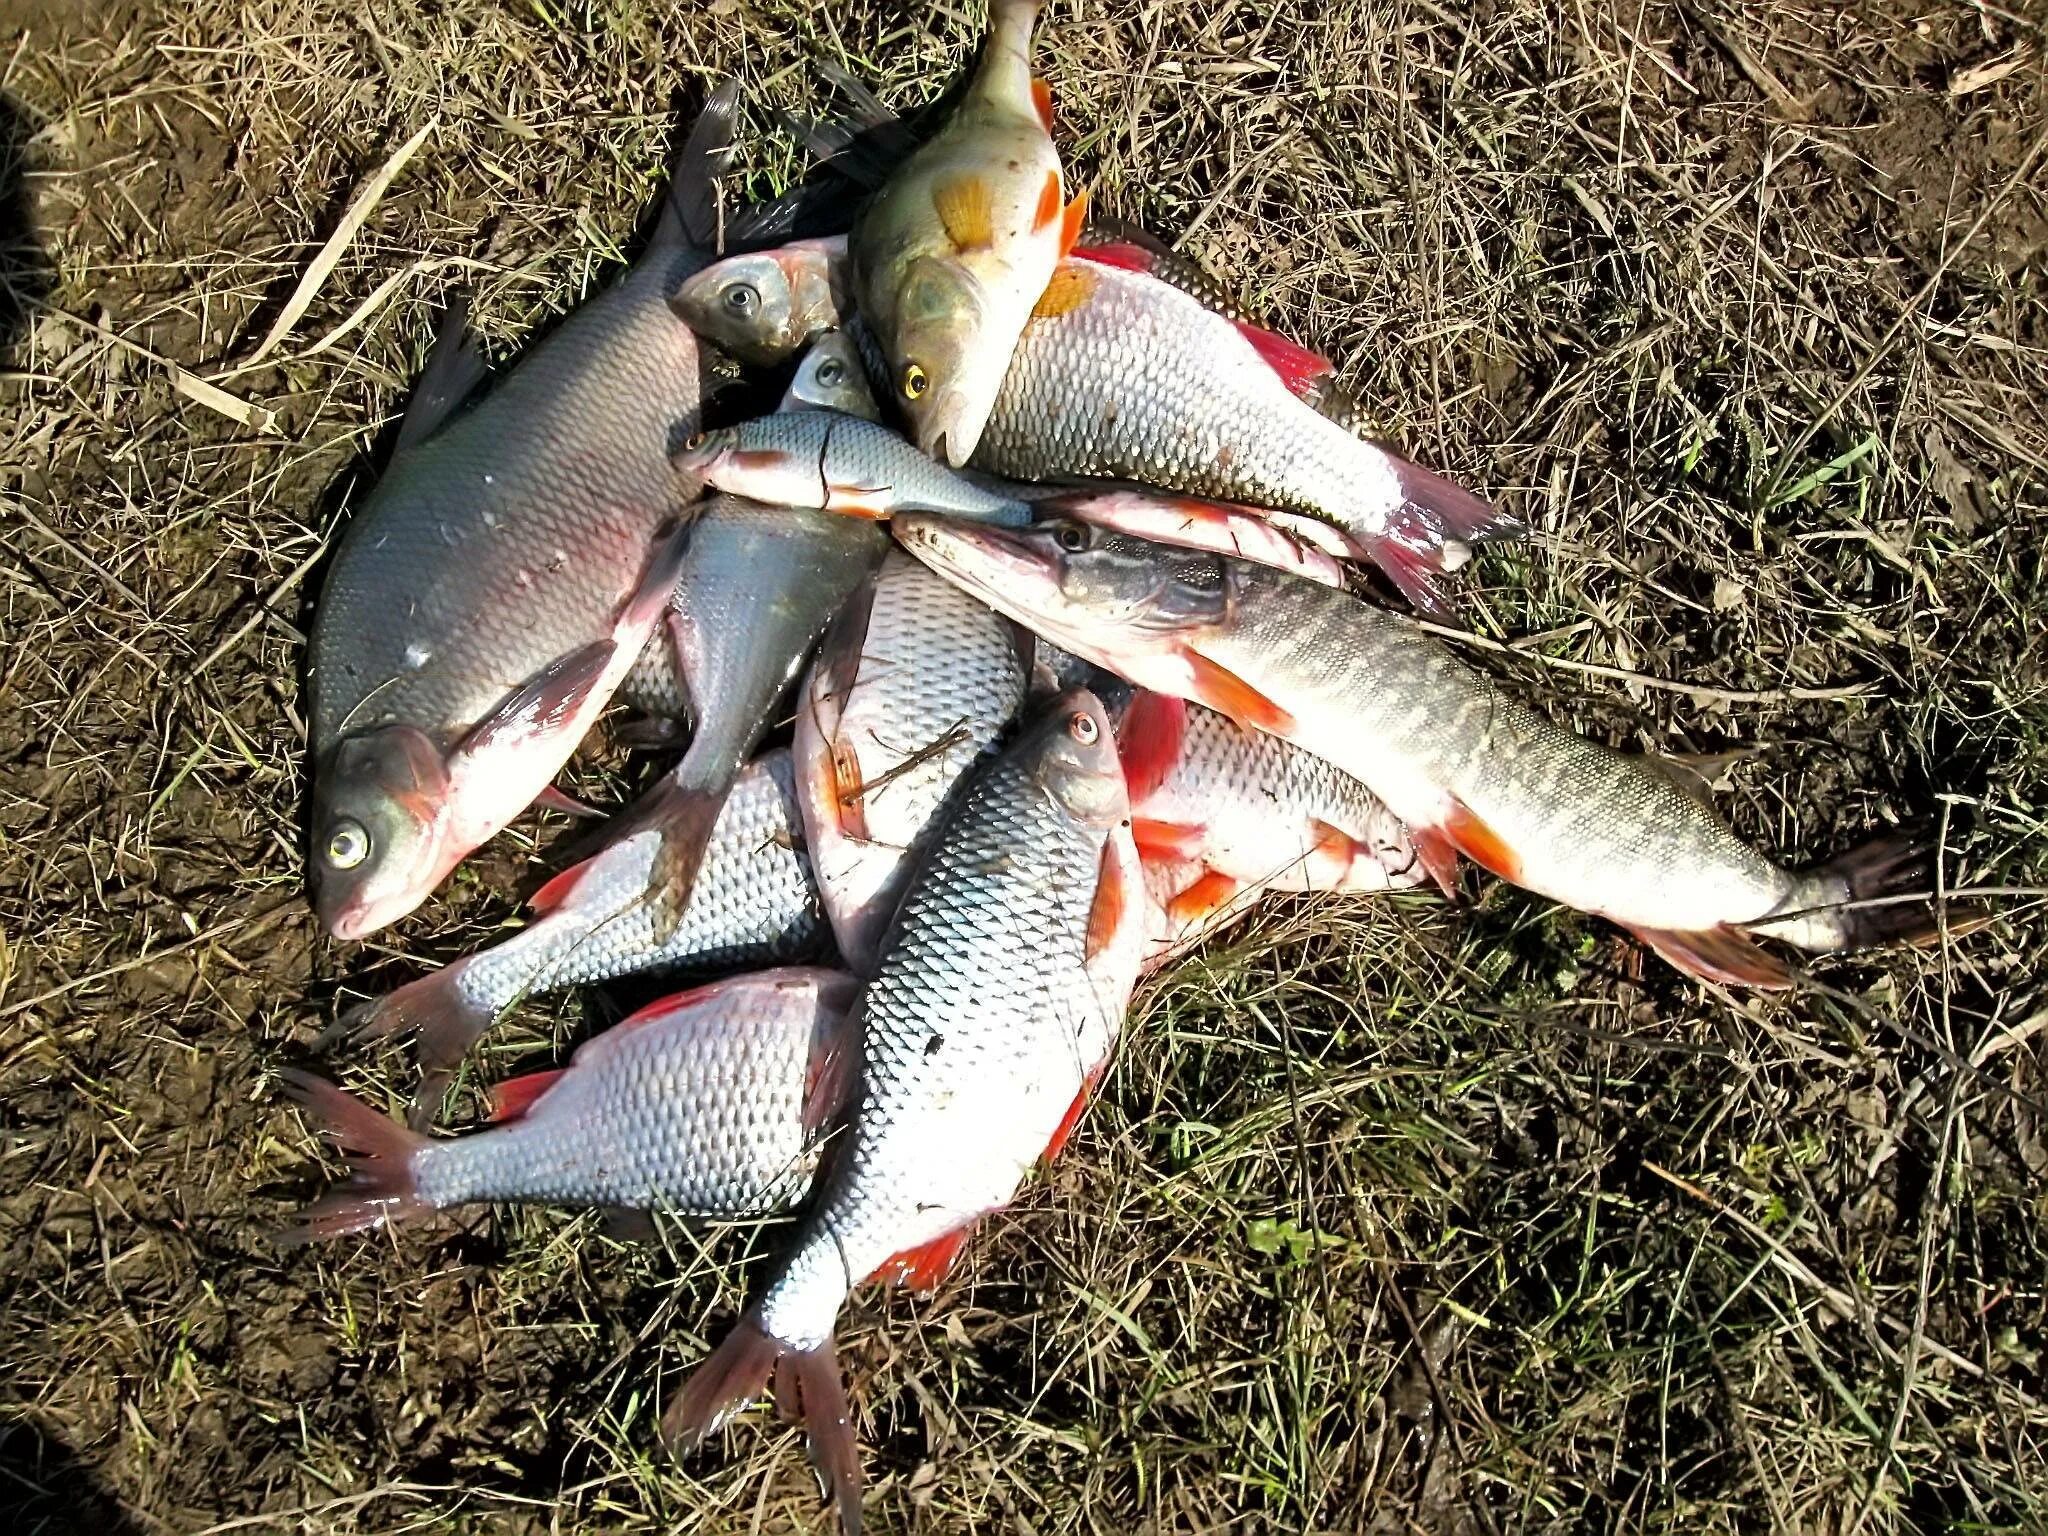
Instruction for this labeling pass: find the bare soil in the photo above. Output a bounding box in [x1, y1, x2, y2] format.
[3, 2, 2046, 1533]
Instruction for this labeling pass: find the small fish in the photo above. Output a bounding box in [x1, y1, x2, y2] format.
[335, 750, 825, 1121]
[663, 690, 1138, 1535]
[780, 329, 881, 419]
[895, 514, 1957, 987]
[850, 0, 1083, 465]
[794, 551, 1032, 973]
[279, 968, 860, 1239]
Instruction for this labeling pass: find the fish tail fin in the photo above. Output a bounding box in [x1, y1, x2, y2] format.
[640, 774, 738, 946]
[321, 964, 496, 1127]
[1766, 835, 1993, 954]
[974, 0, 1043, 114]
[1361, 457, 1526, 619]
[274, 1068, 433, 1243]
[655, 79, 740, 253]
[664, 1317, 863, 1532]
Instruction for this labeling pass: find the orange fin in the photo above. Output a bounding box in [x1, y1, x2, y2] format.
[1130, 818, 1205, 862]
[488, 1068, 566, 1123]
[1042, 1062, 1107, 1164]
[1182, 650, 1295, 736]
[1115, 689, 1186, 802]
[1441, 799, 1523, 883]
[872, 1226, 973, 1292]
[1032, 169, 1062, 234]
[529, 856, 593, 914]
[801, 1012, 860, 1136]
[1058, 187, 1090, 257]
[1031, 261, 1098, 319]
[1031, 77, 1054, 133]
[1411, 827, 1463, 900]
[934, 173, 995, 250]
[829, 741, 869, 840]
[1084, 839, 1127, 964]
[1625, 923, 1797, 989]
[1167, 869, 1240, 928]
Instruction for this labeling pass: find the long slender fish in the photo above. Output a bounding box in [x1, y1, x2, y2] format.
[794, 550, 1032, 974]
[338, 750, 825, 1118]
[896, 515, 1947, 986]
[664, 691, 1139, 1535]
[280, 969, 859, 1238]
[850, 0, 1084, 465]
[308, 88, 750, 940]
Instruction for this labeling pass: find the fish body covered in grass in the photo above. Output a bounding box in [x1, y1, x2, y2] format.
[849, 0, 1084, 465]
[1118, 692, 1425, 941]
[339, 750, 825, 1118]
[306, 87, 758, 941]
[896, 515, 1952, 987]
[281, 968, 860, 1239]
[664, 691, 1141, 1534]
[794, 551, 1033, 974]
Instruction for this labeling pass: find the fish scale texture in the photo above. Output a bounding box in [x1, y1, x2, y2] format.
[311, 254, 706, 747]
[411, 972, 846, 1216]
[451, 751, 823, 1015]
[972, 262, 1403, 545]
[758, 738, 1119, 1351]
[1218, 564, 1817, 932]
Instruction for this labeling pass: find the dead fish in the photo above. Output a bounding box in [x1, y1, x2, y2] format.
[793, 550, 1032, 974]
[849, 0, 1084, 465]
[781, 329, 887, 419]
[662, 690, 1138, 1535]
[335, 749, 825, 1121]
[308, 87, 733, 940]
[895, 514, 1958, 987]
[279, 968, 859, 1239]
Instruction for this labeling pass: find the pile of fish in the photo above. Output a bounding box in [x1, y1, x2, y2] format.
[285, 6, 1962, 1529]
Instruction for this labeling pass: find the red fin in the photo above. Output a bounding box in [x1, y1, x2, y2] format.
[802, 1010, 861, 1137]
[1411, 827, 1463, 901]
[274, 1069, 431, 1243]
[1031, 262, 1098, 319]
[1032, 170, 1062, 234]
[1131, 818, 1205, 862]
[535, 784, 602, 818]
[1440, 799, 1522, 883]
[1030, 77, 1054, 132]
[933, 172, 995, 250]
[1182, 650, 1295, 736]
[1234, 319, 1334, 398]
[1084, 839, 1126, 964]
[322, 964, 495, 1129]
[829, 741, 869, 840]
[1058, 187, 1090, 257]
[1625, 924, 1796, 990]
[872, 1226, 973, 1292]
[488, 1068, 566, 1123]
[1115, 689, 1186, 802]
[1042, 1062, 1107, 1164]
[1073, 240, 1155, 275]
[458, 639, 615, 760]
[529, 856, 593, 914]
[1167, 869, 1239, 928]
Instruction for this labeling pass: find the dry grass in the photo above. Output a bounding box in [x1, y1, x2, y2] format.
[3, 0, 2047, 1531]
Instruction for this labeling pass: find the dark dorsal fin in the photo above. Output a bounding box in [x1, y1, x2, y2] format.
[654, 78, 740, 254]
[394, 291, 487, 452]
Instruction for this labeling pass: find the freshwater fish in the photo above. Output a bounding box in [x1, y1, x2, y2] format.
[663, 690, 1137, 1534]
[337, 750, 825, 1119]
[305, 88, 753, 940]
[281, 969, 859, 1238]
[896, 515, 1947, 987]
[850, 0, 1083, 465]
[794, 551, 1032, 973]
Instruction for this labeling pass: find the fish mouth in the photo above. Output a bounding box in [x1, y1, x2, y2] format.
[894, 513, 1047, 599]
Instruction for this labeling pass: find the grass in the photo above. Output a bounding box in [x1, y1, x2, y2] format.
[3, 0, 2047, 1531]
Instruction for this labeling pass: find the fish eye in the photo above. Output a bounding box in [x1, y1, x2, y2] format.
[901, 363, 929, 401]
[815, 358, 845, 387]
[1053, 521, 1090, 554]
[1068, 712, 1100, 745]
[326, 819, 370, 870]
[723, 282, 759, 315]
[684, 431, 708, 451]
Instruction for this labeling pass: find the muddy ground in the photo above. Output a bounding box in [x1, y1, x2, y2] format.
[3, 1, 2046, 1532]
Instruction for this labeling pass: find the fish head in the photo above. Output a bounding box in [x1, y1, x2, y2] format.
[672, 422, 823, 507]
[669, 248, 823, 366]
[895, 513, 1230, 665]
[884, 255, 1003, 467]
[1022, 687, 1129, 830]
[311, 724, 454, 940]
[782, 330, 879, 422]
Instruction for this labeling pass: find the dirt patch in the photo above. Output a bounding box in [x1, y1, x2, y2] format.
[3, 2, 2046, 1533]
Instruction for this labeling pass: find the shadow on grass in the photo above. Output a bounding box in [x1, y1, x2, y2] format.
[0, 92, 55, 357]
[0, 1420, 147, 1536]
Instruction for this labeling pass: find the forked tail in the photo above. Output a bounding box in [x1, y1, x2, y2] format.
[1758, 834, 1990, 954]
[274, 1069, 433, 1243]
[1366, 457, 1527, 620]
[318, 961, 497, 1130]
